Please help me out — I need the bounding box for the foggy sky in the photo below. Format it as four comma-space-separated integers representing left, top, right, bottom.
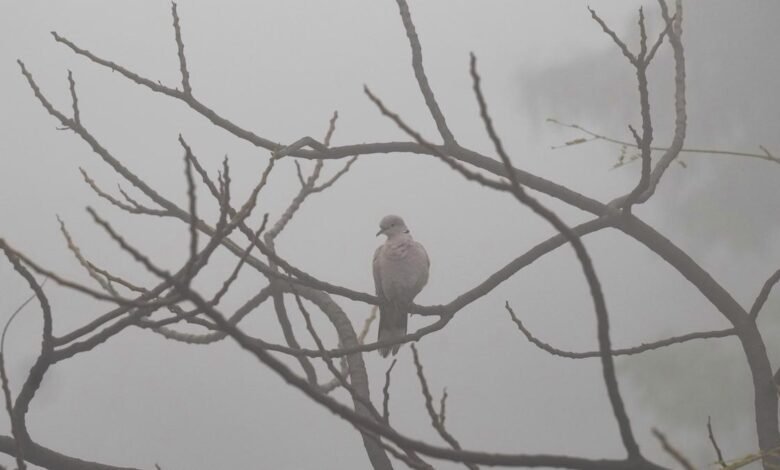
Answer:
1, 1, 777, 469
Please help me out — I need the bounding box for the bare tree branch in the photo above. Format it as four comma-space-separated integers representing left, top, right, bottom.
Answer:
506, 302, 736, 359
156, 271, 669, 468
152, 286, 272, 345
0, 435, 141, 470
79, 197, 663, 469
79, 168, 168, 216
380, 441, 433, 470
67, 70, 80, 125
0, 354, 25, 470
293, 292, 384, 422
548, 119, 780, 166
708, 416, 727, 468
1, 279, 48, 356
182, 135, 199, 274
50, 31, 612, 218
382, 358, 397, 424
171, 2, 192, 95
1, 237, 168, 306
411, 345, 478, 470
750, 268, 780, 320
652, 428, 695, 470
637, 0, 687, 202
10, 2, 778, 468
469, 52, 640, 459
622, 10, 653, 210
588, 8, 637, 66
0, 247, 53, 447
261, 112, 346, 385
394, 0, 457, 146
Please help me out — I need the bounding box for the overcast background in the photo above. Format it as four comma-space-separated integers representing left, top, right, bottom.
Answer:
1, 1, 779, 469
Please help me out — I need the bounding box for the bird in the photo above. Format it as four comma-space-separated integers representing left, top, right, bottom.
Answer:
373, 214, 430, 357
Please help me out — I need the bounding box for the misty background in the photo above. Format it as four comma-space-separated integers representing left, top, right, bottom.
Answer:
1, 1, 778, 469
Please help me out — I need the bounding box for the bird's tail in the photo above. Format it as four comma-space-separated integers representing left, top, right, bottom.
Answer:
378, 303, 408, 357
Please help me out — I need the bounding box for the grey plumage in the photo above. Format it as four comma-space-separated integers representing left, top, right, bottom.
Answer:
373, 215, 429, 357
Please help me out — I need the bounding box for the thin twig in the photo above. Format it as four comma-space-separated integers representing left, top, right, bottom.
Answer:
209, 214, 269, 306
364, 86, 509, 193
506, 302, 736, 358
178, 137, 220, 200
67, 70, 80, 125
379, 440, 434, 470
171, 3, 192, 95
588, 7, 637, 66
0, 282, 49, 470
411, 344, 478, 470
639, 0, 686, 202
293, 292, 384, 422
646, 13, 675, 64
547, 119, 779, 166
395, 0, 457, 146
182, 141, 199, 276
1, 278, 49, 356
272, 290, 318, 385
310, 155, 358, 194
707, 416, 727, 468
59, 218, 120, 296
0, 353, 26, 470
439, 388, 449, 428
152, 286, 272, 345
749, 268, 780, 320
320, 310, 376, 394
1, 248, 54, 444
382, 359, 397, 424
80, 168, 168, 216
652, 428, 695, 470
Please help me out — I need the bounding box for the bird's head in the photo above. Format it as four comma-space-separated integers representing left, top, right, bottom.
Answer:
376, 214, 409, 238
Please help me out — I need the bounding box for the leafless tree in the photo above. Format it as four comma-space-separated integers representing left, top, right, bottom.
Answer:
1, 1, 778, 469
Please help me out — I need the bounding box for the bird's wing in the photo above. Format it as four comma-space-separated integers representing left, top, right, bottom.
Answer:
411, 240, 430, 293
372, 244, 385, 299
417, 240, 430, 270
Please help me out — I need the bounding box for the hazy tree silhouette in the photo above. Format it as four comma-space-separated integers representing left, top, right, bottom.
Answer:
2, 1, 778, 469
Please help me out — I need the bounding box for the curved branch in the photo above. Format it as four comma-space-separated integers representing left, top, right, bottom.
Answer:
468, 53, 638, 458
0, 435, 140, 470
617, 215, 780, 466
252, 217, 609, 359
0, 353, 25, 469
292, 288, 393, 470
637, 0, 687, 203
1, 246, 53, 443
394, 0, 457, 146
411, 344, 477, 470
152, 286, 272, 344
651, 429, 694, 470
750, 268, 780, 321
506, 303, 736, 359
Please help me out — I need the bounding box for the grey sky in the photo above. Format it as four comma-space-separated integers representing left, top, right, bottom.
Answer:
1, 1, 777, 469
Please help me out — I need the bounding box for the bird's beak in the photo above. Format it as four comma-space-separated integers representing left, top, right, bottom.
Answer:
376, 228, 384, 237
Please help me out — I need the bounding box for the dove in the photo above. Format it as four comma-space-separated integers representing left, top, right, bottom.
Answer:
373, 215, 430, 357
